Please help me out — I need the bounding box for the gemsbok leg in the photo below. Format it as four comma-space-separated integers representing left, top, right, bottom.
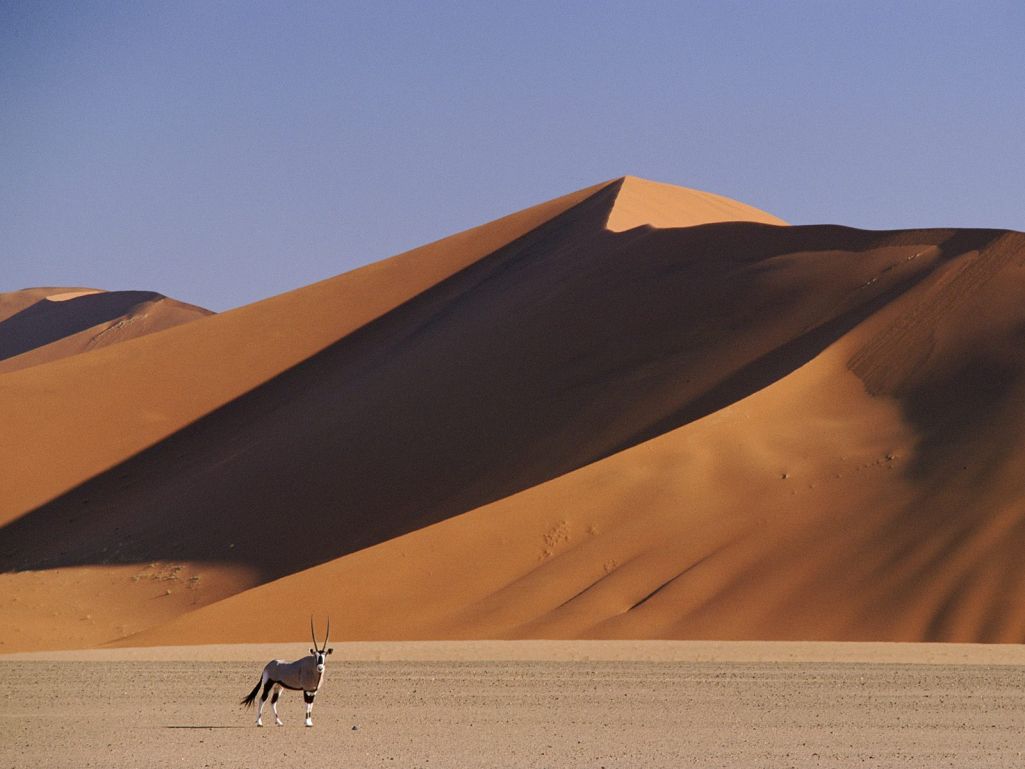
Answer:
303, 691, 316, 727
256, 675, 274, 727
270, 684, 284, 726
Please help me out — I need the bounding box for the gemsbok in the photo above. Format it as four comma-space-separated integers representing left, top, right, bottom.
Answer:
240, 617, 334, 727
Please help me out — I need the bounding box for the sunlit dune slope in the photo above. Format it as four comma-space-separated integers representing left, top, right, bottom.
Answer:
0, 288, 212, 374
0, 181, 606, 529
3, 176, 1025, 652
0, 180, 610, 651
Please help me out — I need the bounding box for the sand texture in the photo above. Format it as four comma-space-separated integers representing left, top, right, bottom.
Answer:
2, 642, 1024, 769
2, 177, 1025, 653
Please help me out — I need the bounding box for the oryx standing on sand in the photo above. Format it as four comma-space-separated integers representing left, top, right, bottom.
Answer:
241, 618, 334, 727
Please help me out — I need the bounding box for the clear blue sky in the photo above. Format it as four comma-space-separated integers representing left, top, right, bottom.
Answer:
3, 1, 1023, 311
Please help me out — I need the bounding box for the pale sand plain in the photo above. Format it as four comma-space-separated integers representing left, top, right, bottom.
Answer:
2, 641, 1024, 769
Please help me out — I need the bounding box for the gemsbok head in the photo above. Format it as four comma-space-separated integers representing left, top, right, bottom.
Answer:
240, 617, 334, 727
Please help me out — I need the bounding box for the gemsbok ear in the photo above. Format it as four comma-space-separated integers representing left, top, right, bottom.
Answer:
327, 648, 334, 654
310, 648, 316, 654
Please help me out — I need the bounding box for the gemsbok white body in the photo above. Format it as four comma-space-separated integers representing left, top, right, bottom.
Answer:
241, 618, 334, 727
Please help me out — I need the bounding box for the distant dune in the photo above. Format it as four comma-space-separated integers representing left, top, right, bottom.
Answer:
2, 177, 1024, 652
0, 287, 211, 374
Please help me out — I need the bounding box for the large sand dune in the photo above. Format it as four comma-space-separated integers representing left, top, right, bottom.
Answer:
2, 177, 1024, 652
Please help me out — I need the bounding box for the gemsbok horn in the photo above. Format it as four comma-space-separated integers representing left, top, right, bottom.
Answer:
240, 616, 333, 727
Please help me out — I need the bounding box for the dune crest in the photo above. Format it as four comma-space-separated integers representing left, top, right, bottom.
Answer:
604, 175, 787, 231
41, 290, 104, 302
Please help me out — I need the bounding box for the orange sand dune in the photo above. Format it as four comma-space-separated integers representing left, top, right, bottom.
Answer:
123, 230, 1025, 647
0, 182, 606, 530
0, 287, 212, 374
2, 177, 1025, 653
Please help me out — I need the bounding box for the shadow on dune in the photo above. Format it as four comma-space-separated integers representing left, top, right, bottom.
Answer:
849, 229, 1025, 479
0, 201, 1005, 583
616, 229, 1009, 457
840, 229, 1025, 640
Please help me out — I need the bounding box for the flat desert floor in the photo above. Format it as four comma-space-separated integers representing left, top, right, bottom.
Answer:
2, 642, 1024, 768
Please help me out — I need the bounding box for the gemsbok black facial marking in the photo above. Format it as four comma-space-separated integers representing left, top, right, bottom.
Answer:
240, 616, 332, 727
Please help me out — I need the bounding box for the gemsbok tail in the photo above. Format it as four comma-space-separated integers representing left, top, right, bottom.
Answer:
241, 679, 262, 708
